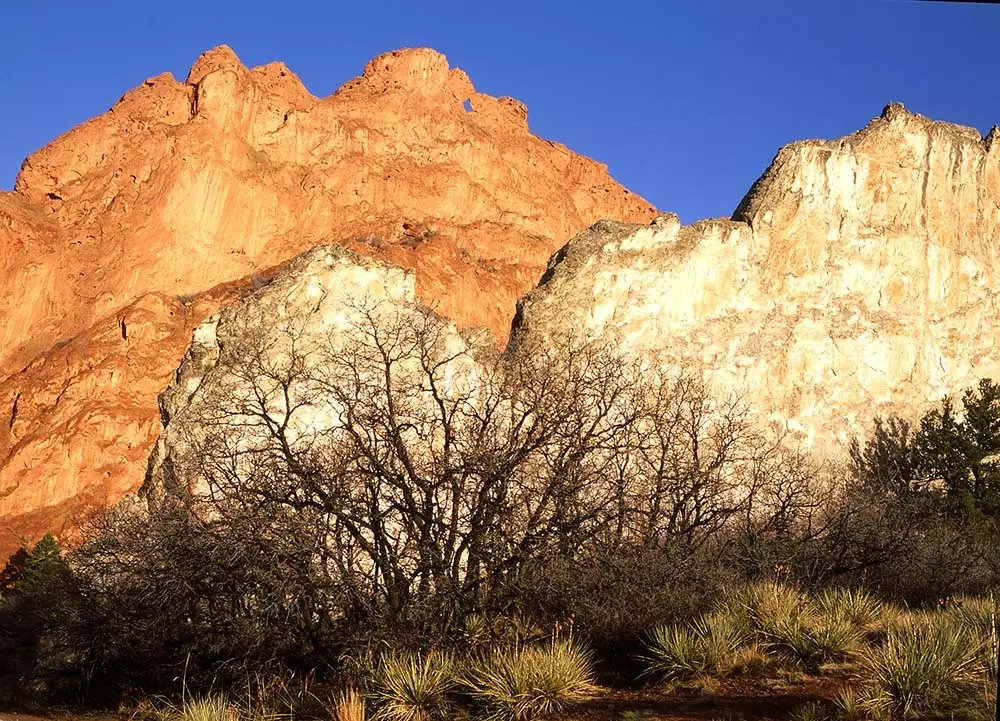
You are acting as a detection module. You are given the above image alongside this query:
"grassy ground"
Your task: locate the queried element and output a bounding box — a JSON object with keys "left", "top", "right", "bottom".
{"left": 0, "top": 674, "right": 860, "bottom": 721}
{"left": 4, "top": 584, "right": 998, "bottom": 721}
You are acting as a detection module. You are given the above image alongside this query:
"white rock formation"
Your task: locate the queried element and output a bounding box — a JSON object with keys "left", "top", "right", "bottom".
{"left": 145, "top": 244, "right": 488, "bottom": 499}
{"left": 510, "top": 104, "right": 1000, "bottom": 450}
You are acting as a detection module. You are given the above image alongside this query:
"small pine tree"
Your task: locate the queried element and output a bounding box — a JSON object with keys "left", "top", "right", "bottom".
{"left": 4, "top": 534, "right": 72, "bottom": 627}
{"left": 854, "top": 379, "right": 1000, "bottom": 515}
{"left": 914, "top": 379, "right": 1000, "bottom": 512}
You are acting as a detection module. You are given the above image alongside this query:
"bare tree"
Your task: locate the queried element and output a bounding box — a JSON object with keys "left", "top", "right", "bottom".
{"left": 77, "top": 302, "right": 816, "bottom": 670}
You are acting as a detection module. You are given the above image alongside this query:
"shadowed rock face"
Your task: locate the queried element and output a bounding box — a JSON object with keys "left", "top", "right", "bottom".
{"left": 512, "top": 104, "right": 1000, "bottom": 450}
{"left": 0, "top": 46, "right": 656, "bottom": 556}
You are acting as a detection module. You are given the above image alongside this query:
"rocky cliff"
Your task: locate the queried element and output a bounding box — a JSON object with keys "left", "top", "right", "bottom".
{"left": 0, "top": 46, "right": 655, "bottom": 556}
{"left": 512, "top": 104, "right": 1000, "bottom": 449}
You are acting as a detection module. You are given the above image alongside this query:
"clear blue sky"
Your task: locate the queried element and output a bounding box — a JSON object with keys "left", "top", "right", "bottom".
{"left": 0, "top": 0, "right": 995, "bottom": 222}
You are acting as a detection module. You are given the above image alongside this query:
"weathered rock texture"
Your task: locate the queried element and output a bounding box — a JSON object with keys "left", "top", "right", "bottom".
{"left": 145, "top": 244, "right": 485, "bottom": 503}
{"left": 0, "top": 46, "right": 655, "bottom": 556}
{"left": 512, "top": 104, "right": 1000, "bottom": 450}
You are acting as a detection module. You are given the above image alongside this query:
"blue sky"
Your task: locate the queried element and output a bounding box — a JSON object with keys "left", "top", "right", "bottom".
{"left": 0, "top": 0, "right": 995, "bottom": 222}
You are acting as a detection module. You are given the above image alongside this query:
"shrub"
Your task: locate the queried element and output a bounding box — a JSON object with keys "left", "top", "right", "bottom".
{"left": 372, "top": 653, "right": 455, "bottom": 721}
{"left": 463, "top": 639, "right": 599, "bottom": 721}
{"left": 642, "top": 612, "right": 746, "bottom": 679}
{"left": 857, "top": 617, "right": 986, "bottom": 719}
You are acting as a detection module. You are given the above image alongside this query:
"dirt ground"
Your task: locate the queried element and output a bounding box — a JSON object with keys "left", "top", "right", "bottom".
{"left": 0, "top": 672, "right": 852, "bottom": 721}
{"left": 0, "top": 715, "right": 122, "bottom": 721}
{"left": 566, "top": 672, "right": 851, "bottom": 721}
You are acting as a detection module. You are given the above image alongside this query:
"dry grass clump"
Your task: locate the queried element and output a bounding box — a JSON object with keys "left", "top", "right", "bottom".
{"left": 173, "top": 696, "right": 241, "bottom": 721}
{"left": 462, "top": 639, "right": 599, "bottom": 721}
{"left": 331, "top": 688, "right": 366, "bottom": 721}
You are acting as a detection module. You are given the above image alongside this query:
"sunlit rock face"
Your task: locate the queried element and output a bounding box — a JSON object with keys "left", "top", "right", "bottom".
{"left": 0, "top": 45, "right": 654, "bottom": 555}
{"left": 512, "top": 105, "right": 1000, "bottom": 450}
{"left": 146, "top": 244, "right": 488, "bottom": 501}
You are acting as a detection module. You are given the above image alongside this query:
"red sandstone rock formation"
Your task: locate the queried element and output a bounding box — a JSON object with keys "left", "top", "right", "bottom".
{"left": 0, "top": 46, "right": 656, "bottom": 556}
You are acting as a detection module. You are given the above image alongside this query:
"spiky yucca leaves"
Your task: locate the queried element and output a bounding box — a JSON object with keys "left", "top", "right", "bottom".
{"left": 857, "top": 617, "right": 986, "bottom": 719}
{"left": 643, "top": 611, "right": 747, "bottom": 679}
{"left": 758, "top": 609, "right": 862, "bottom": 673}
{"left": 814, "top": 588, "right": 886, "bottom": 632}
{"left": 724, "top": 582, "right": 862, "bottom": 672}
{"left": 463, "top": 640, "right": 599, "bottom": 721}
{"left": 944, "top": 595, "right": 997, "bottom": 636}
{"left": 718, "top": 581, "right": 807, "bottom": 635}
{"left": 946, "top": 597, "right": 1000, "bottom": 721}
{"left": 372, "top": 653, "right": 455, "bottom": 721}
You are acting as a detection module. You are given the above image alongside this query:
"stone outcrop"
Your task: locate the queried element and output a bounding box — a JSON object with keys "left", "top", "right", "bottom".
{"left": 512, "top": 104, "right": 1000, "bottom": 450}
{"left": 0, "top": 46, "right": 655, "bottom": 556}
{"left": 145, "top": 244, "right": 486, "bottom": 504}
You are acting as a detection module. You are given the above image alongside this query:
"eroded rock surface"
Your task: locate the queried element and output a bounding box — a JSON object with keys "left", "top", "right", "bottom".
{"left": 144, "top": 245, "right": 487, "bottom": 504}
{"left": 512, "top": 105, "right": 1000, "bottom": 450}
{"left": 0, "top": 46, "right": 655, "bottom": 555}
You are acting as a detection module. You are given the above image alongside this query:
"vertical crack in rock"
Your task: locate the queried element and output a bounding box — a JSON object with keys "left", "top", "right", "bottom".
{"left": 8, "top": 392, "right": 19, "bottom": 431}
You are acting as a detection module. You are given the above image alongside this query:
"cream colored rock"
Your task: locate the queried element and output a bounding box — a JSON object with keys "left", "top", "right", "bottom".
{"left": 144, "top": 245, "right": 486, "bottom": 501}
{"left": 512, "top": 105, "right": 1000, "bottom": 450}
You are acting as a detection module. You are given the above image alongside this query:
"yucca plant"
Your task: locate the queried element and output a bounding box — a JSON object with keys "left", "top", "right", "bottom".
{"left": 718, "top": 582, "right": 810, "bottom": 641}
{"left": 722, "top": 581, "right": 808, "bottom": 624}
{"left": 815, "top": 587, "right": 886, "bottom": 632}
{"left": 756, "top": 610, "right": 859, "bottom": 673}
{"left": 463, "top": 639, "right": 599, "bottom": 721}
{"left": 945, "top": 595, "right": 997, "bottom": 636}
{"left": 726, "top": 582, "right": 862, "bottom": 672}
{"left": 643, "top": 611, "right": 746, "bottom": 679}
{"left": 372, "top": 652, "right": 455, "bottom": 721}
{"left": 463, "top": 613, "right": 493, "bottom": 647}
{"left": 857, "top": 617, "right": 986, "bottom": 719}
{"left": 798, "top": 614, "right": 865, "bottom": 668}
{"left": 962, "top": 600, "right": 1000, "bottom": 721}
